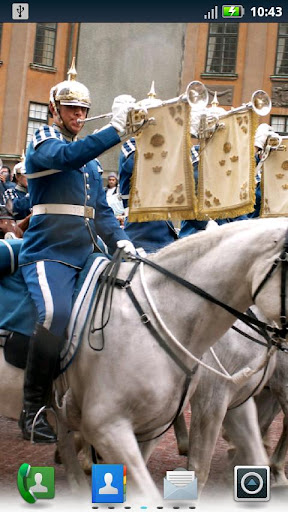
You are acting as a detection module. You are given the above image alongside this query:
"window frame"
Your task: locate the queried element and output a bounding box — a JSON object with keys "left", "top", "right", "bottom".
{"left": 33, "top": 23, "right": 57, "bottom": 68}
{"left": 270, "top": 114, "right": 288, "bottom": 135}
{"left": 274, "top": 23, "right": 288, "bottom": 76}
{"left": 25, "top": 102, "right": 49, "bottom": 150}
{"left": 203, "top": 23, "right": 239, "bottom": 77}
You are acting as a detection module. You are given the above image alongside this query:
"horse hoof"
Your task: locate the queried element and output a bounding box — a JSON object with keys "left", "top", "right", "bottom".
{"left": 54, "top": 448, "right": 62, "bottom": 464}
{"left": 177, "top": 444, "right": 188, "bottom": 456}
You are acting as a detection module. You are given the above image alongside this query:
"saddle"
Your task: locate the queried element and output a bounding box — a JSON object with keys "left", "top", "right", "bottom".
{"left": 0, "top": 251, "right": 110, "bottom": 373}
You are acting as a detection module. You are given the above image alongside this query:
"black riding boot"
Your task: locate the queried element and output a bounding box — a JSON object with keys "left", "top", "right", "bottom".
{"left": 19, "top": 323, "right": 62, "bottom": 443}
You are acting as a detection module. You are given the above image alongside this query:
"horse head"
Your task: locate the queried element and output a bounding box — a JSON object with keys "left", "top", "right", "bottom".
{"left": 0, "top": 204, "right": 23, "bottom": 239}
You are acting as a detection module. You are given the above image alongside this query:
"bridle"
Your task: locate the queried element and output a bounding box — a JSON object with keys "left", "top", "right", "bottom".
{"left": 252, "top": 228, "right": 288, "bottom": 342}
{"left": 90, "top": 229, "right": 288, "bottom": 358}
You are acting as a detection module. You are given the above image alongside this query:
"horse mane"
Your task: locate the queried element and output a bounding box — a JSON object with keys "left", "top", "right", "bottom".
{"left": 151, "top": 217, "right": 288, "bottom": 264}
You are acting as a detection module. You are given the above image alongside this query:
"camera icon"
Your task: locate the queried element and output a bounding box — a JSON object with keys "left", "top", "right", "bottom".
{"left": 234, "top": 466, "right": 270, "bottom": 501}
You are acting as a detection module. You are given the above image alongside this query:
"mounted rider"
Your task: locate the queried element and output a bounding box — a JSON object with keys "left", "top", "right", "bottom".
{"left": 179, "top": 92, "right": 249, "bottom": 238}
{"left": 18, "top": 60, "right": 136, "bottom": 443}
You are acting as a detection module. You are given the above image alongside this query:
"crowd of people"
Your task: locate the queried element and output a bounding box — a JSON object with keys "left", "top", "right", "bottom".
{"left": 0, "top": 64, "right": 279, "bottom": 444}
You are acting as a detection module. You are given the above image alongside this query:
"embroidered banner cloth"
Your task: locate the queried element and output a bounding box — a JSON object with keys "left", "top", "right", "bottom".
{"left": 261, "top": 137, "right": 288, "bottom": 217}
{"left": 128, "top": 102, "right": 197, "bottom": 222}
{"left": 197, "top": 110, "right": 257, "bottom": 220}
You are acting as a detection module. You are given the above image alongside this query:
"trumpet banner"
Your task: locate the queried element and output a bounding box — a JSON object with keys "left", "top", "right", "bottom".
{"left": 197, "top": 110, "right": 257, "bottom": 220}
{"left": 261, "top": 138, "right": 288, "bottom": 217}
{"left": 128, "top": 102, "right": 197, "bottom": 222}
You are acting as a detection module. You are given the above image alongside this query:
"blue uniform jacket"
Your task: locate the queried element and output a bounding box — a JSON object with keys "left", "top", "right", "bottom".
{"left": 3, "top": 185, "right": 31, "bottom": 220}
{"left": 19, "top": 124, "right": 129, "bottom": 269}
{"left": 119, "top": 139, "right": 178, "bottom": 252}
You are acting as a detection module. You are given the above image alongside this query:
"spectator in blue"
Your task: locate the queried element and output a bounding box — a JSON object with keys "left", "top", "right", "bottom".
{"left": 3, "top": 157, "right": 31, "bottom": 220}
{"left": 0, "top": 164, "right": 15, "bottom": 202}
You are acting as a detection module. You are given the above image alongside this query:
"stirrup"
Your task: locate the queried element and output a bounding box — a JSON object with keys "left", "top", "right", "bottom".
{"left": 30, "top": 405, "right": 58, "bottom": 444}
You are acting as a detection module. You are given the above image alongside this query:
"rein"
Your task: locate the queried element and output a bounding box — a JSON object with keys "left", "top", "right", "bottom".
{"left": 252, "top": 228, "right": 288, "bottom": 340}
{"left": 131, "top": 248, "right": 288, "bottom": 345}
{"left": 0, "top": 216, "right": 15, "bottom": 221}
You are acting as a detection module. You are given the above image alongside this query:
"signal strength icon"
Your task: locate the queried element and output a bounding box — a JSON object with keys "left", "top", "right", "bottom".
{"left": 204, "top": 5, "right": 218, "bottom": 19}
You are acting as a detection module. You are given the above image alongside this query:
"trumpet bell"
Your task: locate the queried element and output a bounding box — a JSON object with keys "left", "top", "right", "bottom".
{"left": 186, "top": 81, "right": 209, "bottom": 111}
{"left": 251, "top": 90, "right": 271, "bottom": 116}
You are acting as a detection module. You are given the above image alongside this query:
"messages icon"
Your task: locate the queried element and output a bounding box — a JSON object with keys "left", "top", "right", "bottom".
{"left": 163, "top": 467, "right": 198, "bottom": 500}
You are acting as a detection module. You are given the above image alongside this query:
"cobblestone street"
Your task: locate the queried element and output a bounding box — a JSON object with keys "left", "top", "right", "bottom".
{"left": 0, "top": 408, "right": 287, "bottom": 508}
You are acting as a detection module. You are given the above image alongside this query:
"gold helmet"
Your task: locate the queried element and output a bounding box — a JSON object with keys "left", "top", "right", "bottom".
{"left": 50, "top": 58, "right": 91, "bottom": 111}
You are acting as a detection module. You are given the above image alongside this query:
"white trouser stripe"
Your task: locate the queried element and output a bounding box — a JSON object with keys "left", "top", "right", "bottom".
{"left": 36, "top": 261, "right": 54, "bottom": 331}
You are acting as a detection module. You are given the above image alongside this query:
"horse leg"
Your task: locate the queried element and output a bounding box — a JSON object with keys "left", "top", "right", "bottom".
{"left": 174, "top": 413, "right": 189, "bottom": 456}
{"left": 269, "top": 414, "right": 288, "bottom": 486}
{"left": 255, "top": 387, "right": 281, "bottom": 450}
{"left": 82, "top": 418, "right": 161, "bottom": 504}
{"left": 268, "top": 390, "right": 288, "bottom": 486}
{"left": 139, "top": 439, "right": 160, "bottom": 464}
{"left": 223, "top": 398, "right": 269, "bottom": 467}
{"left": 187, "top": 394, "right": 229, "bottom": 494}
{"left": 56, "top": 421, "right": 90, "bottom": 494}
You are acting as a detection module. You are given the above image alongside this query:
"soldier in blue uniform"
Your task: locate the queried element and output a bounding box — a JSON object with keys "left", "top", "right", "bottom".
{"left": 3, "top": 157, "right": 31, "bottom": 220}
{"left": 18, "top": 61, "right": 136, "bottom": 443}
{"left": 118, "top": 84, "right": 178, "bottom": 253}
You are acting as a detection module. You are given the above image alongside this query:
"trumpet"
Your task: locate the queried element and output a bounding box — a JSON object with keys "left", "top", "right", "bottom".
{"left": 77, "top": 81, "right": 209, "bottom": 126}
{"left": 222, "top": 89, "right": 271, "bottom": 118}
{"left": 197, "top": 89, "right": 272, "bottom": 140}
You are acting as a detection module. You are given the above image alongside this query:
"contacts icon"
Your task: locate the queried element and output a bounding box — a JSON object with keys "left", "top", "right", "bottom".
{"left": 92, "top": 464, "right": 126, "bottom": 503}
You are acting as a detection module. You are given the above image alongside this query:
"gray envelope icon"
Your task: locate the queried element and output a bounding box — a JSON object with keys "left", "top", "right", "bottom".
{"left": 163, "top": 477, "right": 198, "bottom": 500}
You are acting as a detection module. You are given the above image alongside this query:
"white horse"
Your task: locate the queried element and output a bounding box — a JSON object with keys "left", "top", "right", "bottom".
{"left": 1, "top": 218, "right": 288, "bottom": 504}
{"left": 182, "top": 306, "right": 278, "bottom": 494}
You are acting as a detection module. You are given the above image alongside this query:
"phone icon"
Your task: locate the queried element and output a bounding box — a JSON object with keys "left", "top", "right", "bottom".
{"left": 17, "top": 463, "right": 55, "bottom": 503}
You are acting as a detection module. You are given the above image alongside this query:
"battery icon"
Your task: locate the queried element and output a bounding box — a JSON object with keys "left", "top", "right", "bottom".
{"left": 222, "top": 5, "right": 245, "bottom": 18}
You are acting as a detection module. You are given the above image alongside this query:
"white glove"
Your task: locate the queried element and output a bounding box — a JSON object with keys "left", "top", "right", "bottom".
{"left": 205, "top": 219, "right": 219, "bottom": 231}
{"left": 254, "top": 123, "right": 274, "bottom": 149}
{"left": 111, "top": 95, "right": 136, "bottom": 136}
{"left": 117, "top": 239, "right": 136, "bottom": 258}
{"left": 4, "top": 232, "right": 18, "bottom": 239}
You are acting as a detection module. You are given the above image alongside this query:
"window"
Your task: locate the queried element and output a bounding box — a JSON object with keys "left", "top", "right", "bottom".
{"left": 271, "top": 115, "right": 288, "bottom": 135}
{"left": 26, "top": 103, "right": 49, "bottom": 149}
{"left": 205, "top": 23, "right": 238, "bottom": 74}
{"left": 275, "top": 24, "right": 288, "bottom": 75}
{"left": 33, "top": 23, "right": 57, "bottom": 67}
{"left": 0, "top": 24, "right": 3, "bottom": 54}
